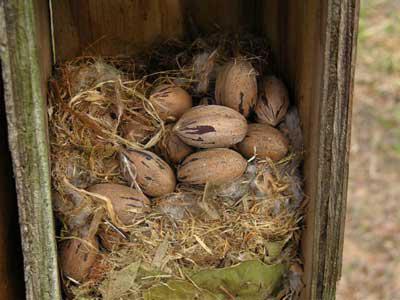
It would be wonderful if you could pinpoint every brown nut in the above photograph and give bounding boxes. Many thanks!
[215,59,257,117]
[98,223,126,251]
[177,148,247,185]
[157,124,194,164]
[120,149,176,197]
[87,183,150,225]
[149,84,192,121]
[255,76,289,126]
[173,105,248,148]
[237,123,289,161]
[60,236,99,282]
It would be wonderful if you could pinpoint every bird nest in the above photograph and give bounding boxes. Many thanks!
[49,33,305,300]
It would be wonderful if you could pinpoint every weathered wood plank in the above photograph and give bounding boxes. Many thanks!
[0,1,61,300]
[311,0,359,299]
[262,1,359,299]
[52,0,186,61]
[52,0,260,61]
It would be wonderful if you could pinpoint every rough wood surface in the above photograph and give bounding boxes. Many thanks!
[262,2,326,299]
[52,0,185,60]
[0,1,61,300]
[52,0,259,61]
[313,1,359,299]
[262,1,359,299]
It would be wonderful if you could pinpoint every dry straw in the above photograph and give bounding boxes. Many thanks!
[49,33,304,300]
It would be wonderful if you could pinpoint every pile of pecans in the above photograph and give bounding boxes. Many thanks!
[50,36,304,299]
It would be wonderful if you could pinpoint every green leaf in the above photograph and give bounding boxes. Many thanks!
[143,280,221,300]
[265,239,287,259]
[192,260,285,299]
[144,260,286,300]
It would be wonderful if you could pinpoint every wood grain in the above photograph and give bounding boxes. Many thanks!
[0,1,61,300]
[52,0,259,61]
[313,1,359,299]
[261,1,359,299]
[53,0,185,60]
[262,1,359,299]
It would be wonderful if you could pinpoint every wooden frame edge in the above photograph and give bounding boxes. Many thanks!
[0,1,61,300]
[311,0,360,299]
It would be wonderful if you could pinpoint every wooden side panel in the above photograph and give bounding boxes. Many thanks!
[52,0,260,61]
[52,0,185,61]
[0,0,61,300]
[261,1,359,299]
[262,1,325,299]
[314,1,359,298]
[184,0,259,34]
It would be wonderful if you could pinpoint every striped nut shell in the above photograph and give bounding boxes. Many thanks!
[237,123,289,161]
[60,236,99,282]
[177,148,247,185]
[157,124,194,164]
[215,59,257,117]
[149,84,192,121]
[120,149,176,197]
[173,105,248,148]
[255,76,289,126]
[87,183,150,225]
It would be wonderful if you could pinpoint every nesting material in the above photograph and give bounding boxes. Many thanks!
[49,33,305,300]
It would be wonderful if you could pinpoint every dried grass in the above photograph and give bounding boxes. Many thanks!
[49,33,304,300]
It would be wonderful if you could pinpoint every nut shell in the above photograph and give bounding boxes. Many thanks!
[237,123,289,161]
[60,237,99,282]
[215,59,257,117]
[120,150,176,197]
[157,124,194,164]
[149,84,192,121]
[173,105,248,148]
[87,183,150,225]
[98,224,126,251]
[255,76,289,126]
[178,148,247,185]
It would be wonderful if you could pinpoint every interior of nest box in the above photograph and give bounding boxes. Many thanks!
[33,0,327,299]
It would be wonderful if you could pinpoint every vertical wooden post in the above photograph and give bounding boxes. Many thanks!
[0,1,61,300]
[308,0,359,299]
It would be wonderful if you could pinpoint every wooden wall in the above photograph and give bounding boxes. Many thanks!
[1,0,60,299]
[52,0,260,61]
[261,1,359,299]
[261,1,326,299]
